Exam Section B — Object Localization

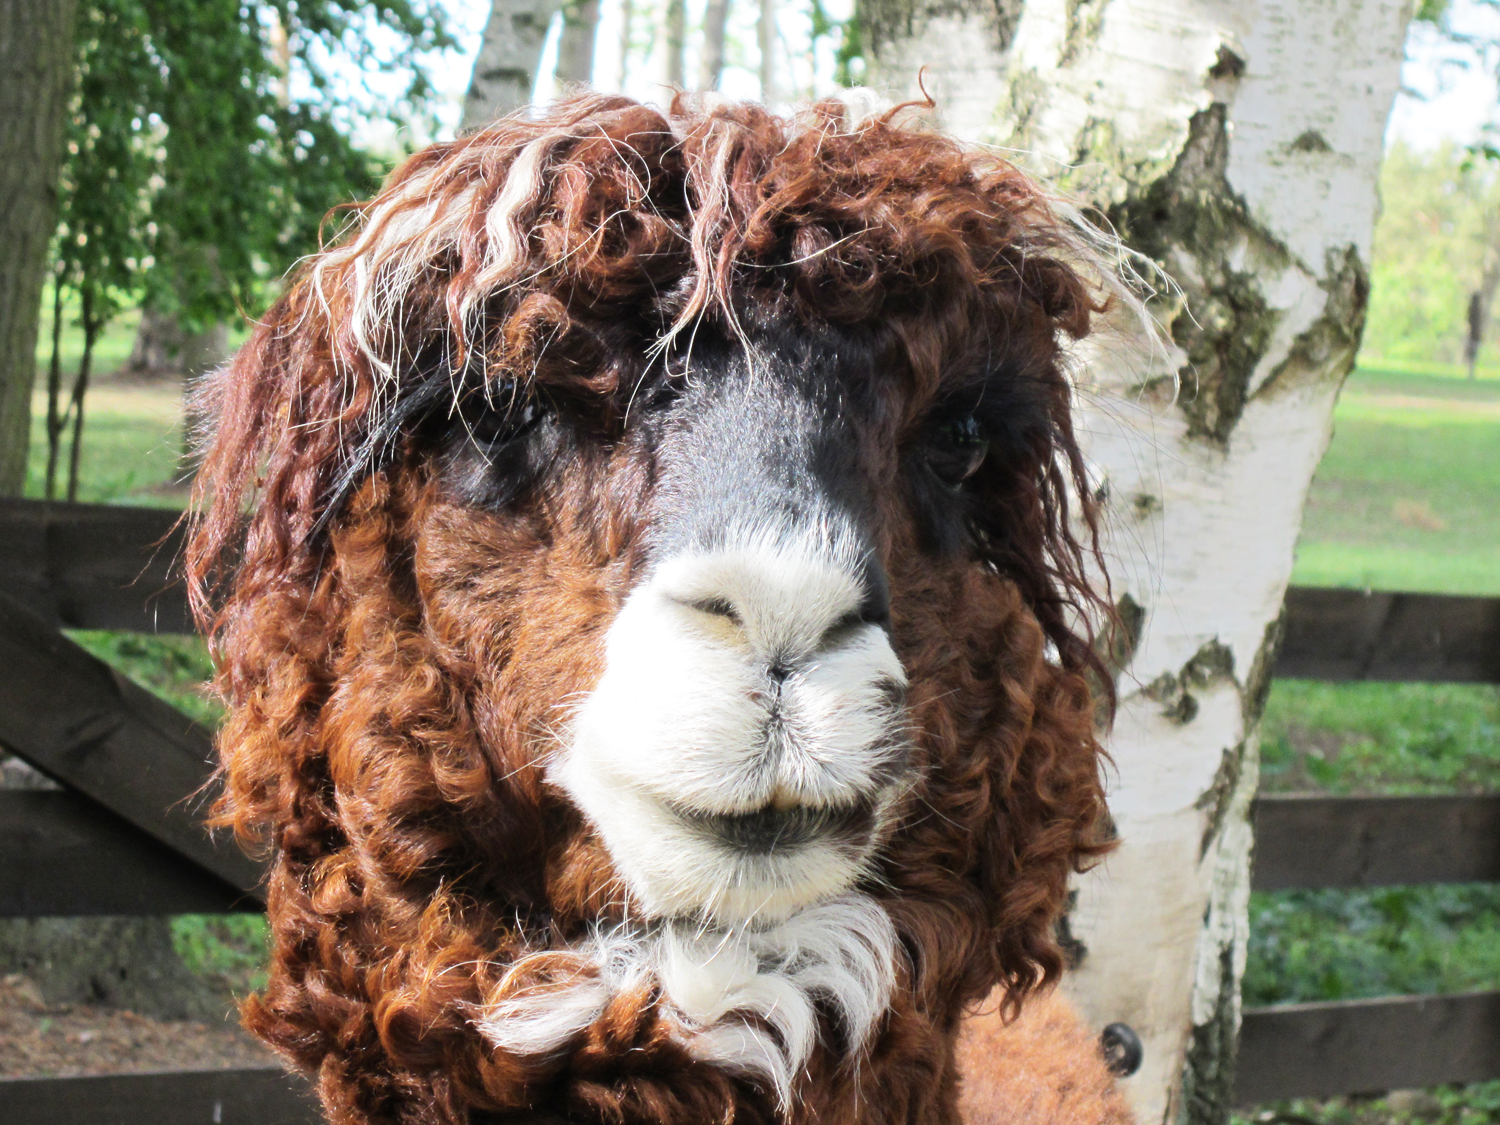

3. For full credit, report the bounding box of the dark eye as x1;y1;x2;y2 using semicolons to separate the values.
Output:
463;395;543;449
927;416;989;487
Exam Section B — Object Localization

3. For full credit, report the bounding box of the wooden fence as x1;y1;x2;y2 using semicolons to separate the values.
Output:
1;497;1497;1121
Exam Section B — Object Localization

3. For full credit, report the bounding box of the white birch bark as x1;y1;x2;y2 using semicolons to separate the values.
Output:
557;0;602;85
758;0;776;103
662;0;687;87
869;3;1412;1122
699;0;730;90
463;0;567;127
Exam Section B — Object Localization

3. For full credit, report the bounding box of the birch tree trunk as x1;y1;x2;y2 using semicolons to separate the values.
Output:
557;0;602;85
662;0;688;87
870;3;1411;1122
700;0;730;90
0;0;78;495
758;0;776;103
463;0;566;127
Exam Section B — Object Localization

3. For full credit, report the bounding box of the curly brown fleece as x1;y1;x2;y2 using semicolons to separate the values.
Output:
187;93;1123;1125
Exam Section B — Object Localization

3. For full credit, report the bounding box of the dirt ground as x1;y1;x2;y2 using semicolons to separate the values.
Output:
0;972;277;1078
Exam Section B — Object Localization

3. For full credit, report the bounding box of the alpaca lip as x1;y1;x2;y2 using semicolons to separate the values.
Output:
674;800;876;855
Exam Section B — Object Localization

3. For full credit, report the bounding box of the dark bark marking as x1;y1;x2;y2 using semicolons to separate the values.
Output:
1240;611;1284;730
1256;244;1370;401
1179;942;1239;1125
1194;740;1246;860
1055;888;1088;969
1108;105;1293;446
1288;129;1333;154
0;0;80;495
1207;45;1245;81
1144;638;1236;725
1060;0;1108;66
863;0;1023;55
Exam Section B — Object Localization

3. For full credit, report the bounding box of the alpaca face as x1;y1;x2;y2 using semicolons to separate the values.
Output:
193;98;1116;1123
549;333;914;927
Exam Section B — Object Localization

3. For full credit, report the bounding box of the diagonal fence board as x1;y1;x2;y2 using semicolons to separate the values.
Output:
0;498;191;635
2;1066;320;1125
0;592;264;899
0;790;256;916
1275;586;1500;683
1252;793;1500;891
1236;991;1500;1105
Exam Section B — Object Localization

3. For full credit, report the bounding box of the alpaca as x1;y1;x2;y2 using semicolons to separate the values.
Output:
187;93;1132;1125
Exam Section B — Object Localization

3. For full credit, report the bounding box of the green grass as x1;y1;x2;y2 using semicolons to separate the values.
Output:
1356;356;1500;383
1235;1085;1500;1125
25;383;189;506
170;915;270;996
64;630;223;726
1260;681;1500;797
1290;366;1500;595
1245;885;1500;1007
1250;678;1500;1029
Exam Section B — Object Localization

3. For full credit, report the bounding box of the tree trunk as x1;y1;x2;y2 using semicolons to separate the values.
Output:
0;0;78;496
618;0;636;90
463;0;568;127
870;3;1411;1122
663;0;687;88
1464;222;1500;378
557;0;602;85
758;0;776;103
699;0;730;90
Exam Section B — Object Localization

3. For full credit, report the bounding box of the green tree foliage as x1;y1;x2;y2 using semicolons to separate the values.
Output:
809;0;863;87
1360;142;1500;366
44;0;453;497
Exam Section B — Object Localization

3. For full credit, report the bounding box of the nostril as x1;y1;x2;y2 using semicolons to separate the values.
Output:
767;661;792;683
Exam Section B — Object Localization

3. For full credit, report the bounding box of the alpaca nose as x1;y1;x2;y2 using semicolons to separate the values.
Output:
673;540;891;666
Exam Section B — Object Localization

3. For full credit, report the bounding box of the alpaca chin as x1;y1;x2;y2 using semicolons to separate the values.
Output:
475;893;900;1108
549;521;913;928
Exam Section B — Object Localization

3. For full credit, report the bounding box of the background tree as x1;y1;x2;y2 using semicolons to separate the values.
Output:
558;0;602;85
39;0;451;496
865;2;1412;1122
0;0;79;496
699;0;731;89
663;0;688;86
1360;142;1500;371
1410;0;1500;373
758;0;777;102
465;0;566;125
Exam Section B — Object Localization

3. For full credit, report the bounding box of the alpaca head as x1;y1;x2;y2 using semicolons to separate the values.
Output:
190;94;1118;1125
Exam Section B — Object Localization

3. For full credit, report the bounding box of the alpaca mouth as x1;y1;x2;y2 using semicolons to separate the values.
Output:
675;799;875;855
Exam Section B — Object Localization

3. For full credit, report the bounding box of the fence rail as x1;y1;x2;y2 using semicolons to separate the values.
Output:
0;499;190;634
3;1066;318;1125
0;789;252;916
0;588;262;896
1237;991;1500;1105
1252;793;1500;890
1;498;1496;1117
